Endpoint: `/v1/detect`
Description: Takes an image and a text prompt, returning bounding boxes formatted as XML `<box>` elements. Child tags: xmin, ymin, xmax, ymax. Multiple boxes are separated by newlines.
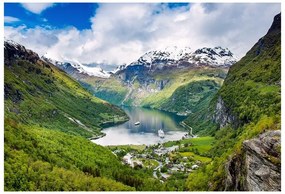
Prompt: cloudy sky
<box><xmin>4</xmin><ymin>3</ymin><xmax>280</xmax><ymax>68</ymax></box>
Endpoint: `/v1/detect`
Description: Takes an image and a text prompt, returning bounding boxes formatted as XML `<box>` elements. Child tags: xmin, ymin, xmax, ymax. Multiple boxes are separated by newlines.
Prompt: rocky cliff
<box><xmin>212</xmin><ymin>96</ymin><xmax>238</xmax><ymax>128</ymax></box>
<box><xmin>225</xmin><ymin>130</ymin><xmax>281</xmax><ymax>191</ymax></box>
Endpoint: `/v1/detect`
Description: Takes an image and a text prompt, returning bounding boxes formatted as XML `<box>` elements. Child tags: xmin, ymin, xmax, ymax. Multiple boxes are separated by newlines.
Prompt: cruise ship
<box><xmin>158</xmin><ymin>129</ymin><xmax>165</xmax><ymax>138</ymax></box>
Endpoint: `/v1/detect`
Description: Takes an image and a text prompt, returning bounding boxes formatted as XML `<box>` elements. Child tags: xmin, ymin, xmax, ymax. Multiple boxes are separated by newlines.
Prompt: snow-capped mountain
<box><xmin>131</xmin><ymin>46</ymin><xmax>192</xmax><ymax>66</ymax></box>
<box><xmin>42</xmin><ymin>55</ymin><xmax>110</xmax><ymax>79</ymax></box>
<box><xmin>191</xmin><ymin>47</ymin><xmax>237</xmax><ymax>67</ymax></box>
<box><xmin>115</xmin><ymin>46</ymin><xmax>237</xmax><ymax>74</ymax></box>
<box><xmin>4</xmin><ymin>38</ymin><xmax>110</xmax><ymax>79</ymax></box>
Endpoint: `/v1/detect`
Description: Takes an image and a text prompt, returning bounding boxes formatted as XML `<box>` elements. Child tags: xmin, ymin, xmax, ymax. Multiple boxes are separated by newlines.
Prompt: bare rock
<box><xmin>225</xmin><ymin>130</ymin><xmax>281</xmax><ymax>191</ymax></box>
<box><xmin>243</xmin><ymin>130</ymin><xmax>281</xmax><ymax>191</ymax></box>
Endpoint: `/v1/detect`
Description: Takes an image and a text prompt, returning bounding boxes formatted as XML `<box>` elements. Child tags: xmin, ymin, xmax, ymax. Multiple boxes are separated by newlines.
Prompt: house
<box><xmin>161</xmin><ymin>173</ymin><xmax>171</xmax><ymax>180</ymax></box>
<box><xmin>191</xmin><ymin>164</ymin><xmax>199</xmax><ymax>170</ymax></box>
<box><xmin>170</xmin><ymin>167</ymin><xmax>179</xmax><ymax>173</ymax></box>
<box><xmin>123</xmin><ymin>153</ymin><xmax>132</xmax><ymax>165</ymax></box>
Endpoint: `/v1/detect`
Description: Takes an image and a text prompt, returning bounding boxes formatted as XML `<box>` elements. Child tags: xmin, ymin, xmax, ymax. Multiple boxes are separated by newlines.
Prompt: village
<box><xmin>109</xmin><ymin>134</ymin><xmax>213</xmax><ymax>182</ymax></box>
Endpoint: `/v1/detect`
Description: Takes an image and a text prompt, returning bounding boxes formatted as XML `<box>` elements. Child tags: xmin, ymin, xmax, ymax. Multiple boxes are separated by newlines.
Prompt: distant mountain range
<box><xmin>115</xmin><ymin>46</ymin><xmax>236</xmax><ymax>74</ymax></box>
<box><xmin>40</xmin><ymin>45</ymin><xmax>237</xmax><ymax>79</ymax></box>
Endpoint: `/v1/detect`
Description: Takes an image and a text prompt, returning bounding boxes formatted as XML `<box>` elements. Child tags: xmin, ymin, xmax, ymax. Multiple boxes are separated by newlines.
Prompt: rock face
<box><xmin>225</xmin><ymin>130</ymin><xmax>281</xmax><ymax>191</ymax></box>
<box><xmin>243</xmin><ymin>130</ymin><xmax>281</xmax><ymax>191</ymax></box>
<box><xmin>212</xmin><ymin>96</ymin><xmax>238</xmax><ymax>128</ymax></box>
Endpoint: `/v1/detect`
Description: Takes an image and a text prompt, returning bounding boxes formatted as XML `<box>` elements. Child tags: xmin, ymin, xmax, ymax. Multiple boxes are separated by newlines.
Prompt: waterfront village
<box><xmin>108</xmin><ymin>133</ymin><xmax>215</xmax><ymax>182</ymax></box>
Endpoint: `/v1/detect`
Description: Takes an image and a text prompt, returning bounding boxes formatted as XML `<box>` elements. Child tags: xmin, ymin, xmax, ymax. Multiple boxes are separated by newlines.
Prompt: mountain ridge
<box><xmin>114</xmin><ymin>46</ymin><xmax>237</xmax><ymax>75</ymax></box>
<box><xmin>39</xmin><ymin>45</ymin><xmax>237</xmax><ymax>80</ymax></box>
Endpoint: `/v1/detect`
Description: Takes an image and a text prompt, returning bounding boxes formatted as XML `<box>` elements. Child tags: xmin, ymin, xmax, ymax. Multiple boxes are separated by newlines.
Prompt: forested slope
<box><xmin>4</xmin><ymin>40</ymin><xmax>162</xmax><ymax>191</ymax></box>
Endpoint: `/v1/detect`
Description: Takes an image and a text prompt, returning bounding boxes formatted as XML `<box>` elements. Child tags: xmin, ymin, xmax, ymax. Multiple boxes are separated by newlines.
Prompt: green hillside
<box><xmin>80</xmin><ymin>76</ymin><xmax>129</xmax><ymax>106</ymax></box>
<box><xmin>4</xmin><ymin>42</ymin><xmax>162</xmax><ymax>191</ymax></box>
<box><xmin>4</xmin><ymin>53</ymin><xmax>128</xmax><ymax>137</ymax></box>
<box><xmin>186</xmin><ymin>13</ymin><xmax>281</xmax><ymax>191</ymax></box>
<box><xmin>140</xmin><ymin>68</ymin><xmax>226</xmax><ymax>110</ymax></box>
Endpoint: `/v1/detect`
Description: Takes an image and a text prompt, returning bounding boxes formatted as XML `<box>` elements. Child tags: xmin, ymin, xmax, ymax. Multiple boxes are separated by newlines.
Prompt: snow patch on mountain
<box><xmin>192</xmin><ymin>46</ymin><xmax>237</xmax><ymax>67</ymax></box>
<box><xmin>118</xmin><ymin>46</ymin><xmax>237</xmax><ymax>72</ymax></box>
<box><xmin>4</xmin><ymin>38</ymin><xmax>20</xmax><ymax>49</ymax></box>
<box><xmin>42</xmin><ymin>53</ymin><xmax>110</xmax><ymax>78</ymax></box>
<box><xmin>129</xmin><ymin>46</ymin><xmax>193</xmax><ymax>67</ymax></box>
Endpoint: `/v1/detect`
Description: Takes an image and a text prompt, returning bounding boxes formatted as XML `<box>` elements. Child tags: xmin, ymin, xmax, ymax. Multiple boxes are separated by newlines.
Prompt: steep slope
<box><xmin>186</xmin><ymin>13</ymin><xmax>281</xmax><ymax>191</ymax></box>
<box><xmin>4</xmin><ymin>40</ymin><xmax>163</xmax><ymax>191</ymax></box>
<box><xmin>4</xmin><ymin>40</ymin><xmax>128</xmax><ymax>138</ymax></box>
<box><xmin>214</xmin><ymin>12</ymin><xmax>281</xmax><ymax>127</ymax></box>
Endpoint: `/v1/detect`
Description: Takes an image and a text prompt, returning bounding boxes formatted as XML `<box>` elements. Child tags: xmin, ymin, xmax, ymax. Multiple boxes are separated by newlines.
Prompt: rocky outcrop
<box><xmin>4</xmin><ymin>39</ymin><xmax>40</xmax><ymax>65</ymax></box>
<box><xmin>213</xmin><ymin>96</ymin><xmax>238</xmax><ymax>128</ymax></box>
<box><xmin>225</xmin><ymin>130</ymin><xmax>281</xmax><ymax>191</ymax></box>
<box><xmin>243</xmin><ymin>130</ymin><xmax>281</xmax><ymax>191</ymax></box>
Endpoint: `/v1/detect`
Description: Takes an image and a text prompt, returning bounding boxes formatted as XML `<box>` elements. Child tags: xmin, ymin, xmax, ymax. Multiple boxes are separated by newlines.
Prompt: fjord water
<box><xmin>93</xmin><ymin>106</ymin><xmax>188</xmax><ymax>145</ymax></box>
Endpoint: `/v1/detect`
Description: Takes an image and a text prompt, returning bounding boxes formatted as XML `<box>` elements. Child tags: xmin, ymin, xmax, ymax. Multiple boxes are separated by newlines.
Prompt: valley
<box><xmin>3</xmin><ymin>9</ymin><xmax>281</xmax><ymax>192</ymax></box>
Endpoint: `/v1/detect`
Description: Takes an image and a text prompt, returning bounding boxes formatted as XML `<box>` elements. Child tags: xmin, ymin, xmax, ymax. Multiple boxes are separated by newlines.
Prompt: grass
<box><xmin>108</xmin><ymin>145</ymin><xmax>147</xmax><ymax>152</ymax></box>
<box><xmin>139</xmin><ymin>158</ymin><xmax>159</xmax><ymax>168</ymax></box>
<box><xmin>179</xmin><ymin>152</ymin><xmax>212</xmax><ymax>163</ymax></box>
<box><xmin>181</xmin><ymin>136</ymin><xmax>215</xmax><ymax>153</ymax></box>
<box><xmin>164</xmin><ymin>137</ymin><xmax>214</xmax><ymax>148</ymax></box>
<box><xmin>163</xmin><ymin>137</ymin><xmax>215</xmax><ymax>164</ymax></box>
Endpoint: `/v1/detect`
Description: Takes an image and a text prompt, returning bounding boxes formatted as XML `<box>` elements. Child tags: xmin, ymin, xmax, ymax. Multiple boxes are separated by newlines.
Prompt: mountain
<box><xmin>80</xmin><ymin>46</ymin><xmax>236</xmax><ymax>124</ymax></box>
<box><xmin>4</xmin><ymin>40</ymin><xmax>163</xmax><ymax>191</ymax></box>
<box><xmin>42</xmin><ymin>56</ymin><xmax>111</xmax><ymax>79</ymax></box>
<box><xmin>186</xmin><ymin>13</ymin><xmax>281</xmax><ymax>191</ymax></box>
<box><xmin>114</xmin><ymin>46</ymin><xmax>236</xmax><ymax>83</ymax></box>
<box><xmin>116</xmin><ymin>46</ymin><xmax>236</xmax><ymax>74</ymax></box>
<box><xmin>42</xmin><ymin>46</ymin><xmax>236</xmax><ymax>119</ymax></box>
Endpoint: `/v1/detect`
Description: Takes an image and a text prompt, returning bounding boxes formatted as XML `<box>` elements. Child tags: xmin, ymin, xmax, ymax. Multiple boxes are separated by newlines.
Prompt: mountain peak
<box><xmin>4</xmin><ymin>39</ymin><xmax>40</xmax><ymax>64</ymax></box>
<box><xmin>42</xmin><ymin>55</ymin><xmax>111</xmax><ymax>79</ymax></box>
<box><xmin>267</xmin><ymin>13</ymin><xmax>281</xmax><ymax>34</ymax></box>
<box><xmin>121</xmin><ymin>46</ymin><xmax>237</xmax><ymax>73</ymax></box>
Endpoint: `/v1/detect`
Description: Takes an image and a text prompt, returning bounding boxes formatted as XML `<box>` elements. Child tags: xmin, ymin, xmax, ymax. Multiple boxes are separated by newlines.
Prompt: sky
<box><xmin>4</xmin><ymin>2</ymin><xmax>281</xmax><ymax>69</ymax></box>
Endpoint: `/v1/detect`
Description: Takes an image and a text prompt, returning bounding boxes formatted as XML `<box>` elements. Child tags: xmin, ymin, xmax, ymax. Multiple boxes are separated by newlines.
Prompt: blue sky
<box><xmin>5</xmin><ymin>3</ymin><xmax>98</xmax><ymax>30</ymax></box>
<box><xmin>4</xmin><ymin>3</ymin><xmax>189</xmax><ymax>30</ymax></box>
<box><xmin>4</xmin><ymin>3</ymin><xmax>281</xmax><ymax>66</ymax></box>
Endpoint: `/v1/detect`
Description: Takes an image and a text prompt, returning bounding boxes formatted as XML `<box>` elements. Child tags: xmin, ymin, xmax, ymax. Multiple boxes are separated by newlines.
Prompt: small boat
<box><xmin>158</xmin><ymin>129</ymin><xmax>165</xmax><ymax>138</ymax></box>
<box><xmin>134</xmin><ymin>121</ymin><xmax>140</xmax><ymax>125</ymax></box>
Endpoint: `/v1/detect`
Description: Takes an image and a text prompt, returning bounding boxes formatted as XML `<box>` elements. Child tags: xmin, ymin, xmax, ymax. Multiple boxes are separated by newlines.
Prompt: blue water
<box><xmin>93</xmin><ymin>106</ymin><xmax>188</xmax><ymax>145</ymax></box>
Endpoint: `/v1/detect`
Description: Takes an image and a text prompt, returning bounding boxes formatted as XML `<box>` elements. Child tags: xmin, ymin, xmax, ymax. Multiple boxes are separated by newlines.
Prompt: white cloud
<box><xmin>5</xmin><ymin>3</ymin><xmax>281</xmax><ymax>68</ymax></box>
<box><xmin>21</xmin><ymin>3</ymin><xmax>54</xmax><ymax>14</ymax></box>
<box><xmin>4</xmin><ymin>16</ymin><xmax>20</xmax><ymax>23</ymax></box>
